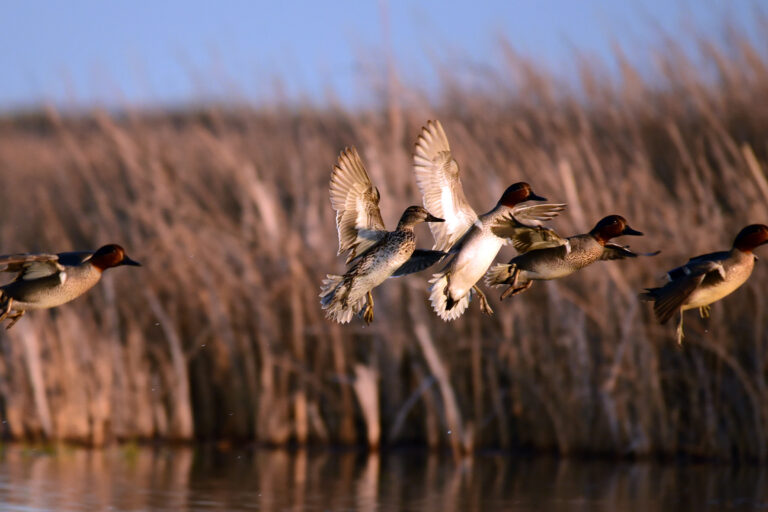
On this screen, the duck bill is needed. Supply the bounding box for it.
[528,192,547,202]
[425,213,445,223]
[622,226,643,236]
[121,256,142,266]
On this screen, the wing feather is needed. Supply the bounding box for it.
[510,203,567,226]
[600,243,661,261]
[499,226,568,253]
[643,260,725,324]
[0,253,65,281]
[391,250,447,277]
[413,120,477,251]
[329,147,387,263]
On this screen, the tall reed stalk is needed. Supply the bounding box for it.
[0,23,767,459]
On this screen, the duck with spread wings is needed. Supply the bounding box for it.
[413,120,567,321]
[320,147,445,324]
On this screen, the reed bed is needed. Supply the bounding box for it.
[0,25,767,459]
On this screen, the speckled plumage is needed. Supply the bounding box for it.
[320,206,444,324]
[1,262,103,310]
[321,228,416,323]
[486,215,649,298]
[322,145,444,324]
[501,234,605,281]
[0,244,140,329]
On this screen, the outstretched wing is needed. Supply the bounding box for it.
[391,250,448,277]
[645,259,726,324]
[601,243,660,261]
[496,225,569,254]
[329,147,387,263]
[666,251,727,281]
[413,120,477,251]
[491,204,567,252]
[0,253,65,282]
[510,203,567,226]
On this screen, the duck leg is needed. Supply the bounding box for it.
[0,297,12,324]
[699,305,711,319]
[362,291,375,325]
[676,311,685,345]
[498,267,519,301]
[500,280,533,300]
[472,285,494,316]
[5,310,24,330]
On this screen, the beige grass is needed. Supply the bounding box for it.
[0,24,767,459]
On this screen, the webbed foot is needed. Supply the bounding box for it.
[5,310,24,330]
[500,280,533,300]
[0,297,13,326]
[473,285,494,316]
[362,291,375,325]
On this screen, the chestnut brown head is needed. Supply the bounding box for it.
[733,224,768,252]
[89,244,141,271]
[497,182,547,208]
[589,215,643,244]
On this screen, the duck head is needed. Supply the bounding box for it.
[397,206,444,229]
[589,215,643,244]
[497,182,547,208]
[90,244,141,271]
[733,224,768,253]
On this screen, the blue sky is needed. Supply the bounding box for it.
[0,0,759,110]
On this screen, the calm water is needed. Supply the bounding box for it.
[0,445,766,511]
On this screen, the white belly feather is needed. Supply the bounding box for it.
[448,232,505,298]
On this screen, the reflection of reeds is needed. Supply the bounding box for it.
[0,26,767,459]
[2,446,768,510]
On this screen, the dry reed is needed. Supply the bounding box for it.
[0,22,767,460]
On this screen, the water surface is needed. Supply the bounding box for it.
[0,445,765,511]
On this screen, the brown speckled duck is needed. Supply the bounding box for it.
[0,244,141,329]
[320,147,445,324]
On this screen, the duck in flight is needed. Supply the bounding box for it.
[486,215,657,298]
[320,147,445,324]
[0,244,140,329]
[640,224,768,343]
[413,120,566,321]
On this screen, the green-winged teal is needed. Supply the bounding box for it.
[486,215,656,298]
[640,224,768,343]
[320,147,444,324]
[0,244,140,329]
[413,120,566,321]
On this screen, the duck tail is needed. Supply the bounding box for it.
[428,271,470,322]
[319,274,364,324]
[638,287,658,302]
[638,286,679,325]
[319,274,343,306]
[484,263,516,288]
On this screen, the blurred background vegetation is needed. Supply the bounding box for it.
[1,18,767,461]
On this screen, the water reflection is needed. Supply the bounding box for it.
[0,446,766,511]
